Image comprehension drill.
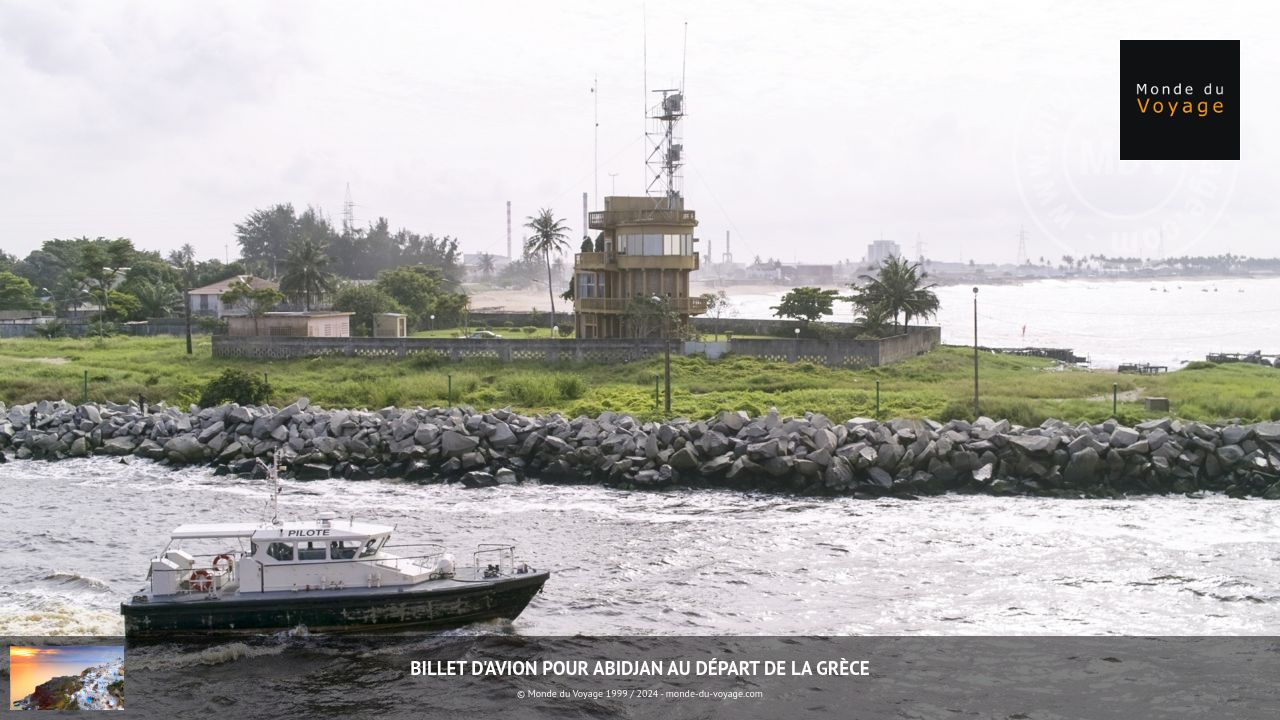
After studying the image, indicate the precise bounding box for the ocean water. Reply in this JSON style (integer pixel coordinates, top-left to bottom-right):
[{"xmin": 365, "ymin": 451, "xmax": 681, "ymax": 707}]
[
  {"xmin": 725, "ymin": 276, "xmax": 1280, "ymax": 368},
  {"xmin": 2, "ymin": 459, "xmax": 1279, "ymax": 638}
]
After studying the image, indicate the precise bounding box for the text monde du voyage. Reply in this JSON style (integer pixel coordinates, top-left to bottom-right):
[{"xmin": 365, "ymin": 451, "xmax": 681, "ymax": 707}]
[{"xmin": 1135, "ymin": 82, "xmax": 1227, "ymax": 118}]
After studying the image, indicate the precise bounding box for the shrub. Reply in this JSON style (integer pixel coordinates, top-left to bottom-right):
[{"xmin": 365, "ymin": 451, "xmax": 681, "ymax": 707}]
[
  {"xmin": 555, "ymin": 375, "xmax": 587, "ymax": 400},
  {"xmin": 31, "ymin": 320, "xmax": 66, "ymax": 339},
  {"xmin": 1183, "ymin": 360, "xmax": 1216, "ymax": 370},
  {"xmin": 194, "ymin": 316, "xmax": 228, "ymax": 334},
  {"xmin": 199, "ymin": 368, "xmax": 272, "ymax": 407},
  {"xmin": 522, "ymin": 326, "xmax": 538, "ymax": 335},
  {"xmin": 85, "ymin": 320, "xmax": 119, "ymax": 337}
]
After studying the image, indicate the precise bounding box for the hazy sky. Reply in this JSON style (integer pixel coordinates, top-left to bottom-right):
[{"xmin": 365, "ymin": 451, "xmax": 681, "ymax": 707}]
[{"xmin": 2, "ymin": 1, "xmax": 1276, "ymax": 265}]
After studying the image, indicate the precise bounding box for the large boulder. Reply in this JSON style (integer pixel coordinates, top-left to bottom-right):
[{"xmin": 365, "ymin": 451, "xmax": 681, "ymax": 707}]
[
  {"xmin": 1063, "ymin": 447, "xmax": 1101, "ymax": 485},
  {"xmin": 441, "ymin": 430, "xmax": 479, "ymax": 457},
  {"xmin": 163, "ymin": 435, "xmax": 206, "ymax": 463}
]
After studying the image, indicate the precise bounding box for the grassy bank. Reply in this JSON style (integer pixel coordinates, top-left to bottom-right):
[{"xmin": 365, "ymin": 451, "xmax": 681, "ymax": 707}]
[{"xmin": 0, "ymin": 336, "xmax": 1277, "ymax": 425}]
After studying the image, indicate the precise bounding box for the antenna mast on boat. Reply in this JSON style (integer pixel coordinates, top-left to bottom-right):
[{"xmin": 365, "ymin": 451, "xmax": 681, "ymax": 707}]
[{"xmin": 268, "ymin": 449, "xmax": 283, "ymax": 526}]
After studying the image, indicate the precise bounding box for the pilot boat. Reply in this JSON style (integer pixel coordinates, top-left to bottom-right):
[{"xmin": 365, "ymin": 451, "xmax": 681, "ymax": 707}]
[{"xmin": 121, "ymin": 461, "xmax": 548, "ymax": 638}]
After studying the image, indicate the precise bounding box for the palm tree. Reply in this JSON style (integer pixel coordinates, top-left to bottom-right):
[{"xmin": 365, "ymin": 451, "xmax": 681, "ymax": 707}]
[
  {"xmin": 167, "ymin": 244, "xmax": 196, "ymax": 268},
  {"xmin": 132, "ymin": 280, "xmax": 182, "ymax": 318},
  {"xmin": 847, "ymin": 256, "xmax": 939, "ymax": 332},
  {"xmin": 279, "ymin": 236, "xmax": 335, "ymax": 310},
  {"xmin": 523, "ymin": 208, "xmax": 571, "ymax": 331},
  {"xmin": 478, "ymin": 252, "xmax": 496, "ymax": 278}
]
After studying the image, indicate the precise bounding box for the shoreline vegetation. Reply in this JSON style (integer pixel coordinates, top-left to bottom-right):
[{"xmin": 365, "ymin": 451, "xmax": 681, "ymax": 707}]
[
  {"xmin": 1, "ymin": 336, "xmax": 1278, "ymax": 426},
  {"xmin": 3, "ymin": 398, "xmax": 1279, "ymax": 500}
]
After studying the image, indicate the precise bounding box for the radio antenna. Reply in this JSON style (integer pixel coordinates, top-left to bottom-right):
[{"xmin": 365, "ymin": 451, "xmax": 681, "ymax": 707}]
[{"xmin": 681, "ymin": 21, "xmax": 688, "ymax": 93}]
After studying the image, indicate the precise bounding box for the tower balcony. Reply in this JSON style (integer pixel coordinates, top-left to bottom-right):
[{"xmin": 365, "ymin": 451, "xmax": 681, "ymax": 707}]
[
  {"xmin": 574, "ymin": 253, "xmax": 700, "ymax": 271},
  {"xmin": 575, "ymin": 295, "xmax": 709, "ymax": 315}
]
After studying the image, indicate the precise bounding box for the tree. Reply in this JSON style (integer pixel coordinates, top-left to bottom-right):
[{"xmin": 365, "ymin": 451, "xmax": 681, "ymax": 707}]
[
  {"xmin": 523, "ymin": 208, "xmax": 571, "ymax": 332},
  {"xmin": 78, "ymin": 238, "xmax": 135, "ymax": 336},
  {"xmin": 374, "ymin": 265, "xmax": 467, "ymax": 329},
  {"xmin": 771, "ymin": 287, "xmax": 838, "ymax": 325},
  {"xmin": 0, "ymin": 272, "xmax": 38, "ymax": 310},
  {"xmin": 477, "ymin": 252, "xmax": 496, "ymax": 278},
  {"xmin": 167, "ymin": 243, "xmax": 196, "ymax": 268},
  {"xmin": 104, "ymin": 290, "xmax": 142, "ymax": 322},
  {"xmin": 235, "ymin": 204, "xmax": 297, "ymax": 277},
  {"xmin": 221, "ymin": 279, "xmax": 284, "ymax": 335},
  {"xmin": 130, "ymin": 280, "xmax": 182, "ymax": 318},
  {"xmin": 0, "ymin": 250, "xmax": 15, "ymax": 273},
  {"xmin": 623, "ymin": 295, "xmax": 678, "ymax": 339},
  {"xmin": 700, "ymin": 290, "xmax": 733, "ymax": 340},
  {"xmin": 279, "ymin": 236, "xmax": 335, "ymax": 310},
  {"xmin": 845, "ymin": 256, "xmax": 939, "ymax": 332},
  {"xmin": 332, "ymin": 284, "xmax": 403, "ymax": 336}
]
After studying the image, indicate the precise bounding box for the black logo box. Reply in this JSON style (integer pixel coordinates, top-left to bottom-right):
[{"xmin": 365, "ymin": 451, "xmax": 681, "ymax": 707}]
[{"xmin": 1120, "ymin": 39, "xmax": 1239, "ymax": 160}]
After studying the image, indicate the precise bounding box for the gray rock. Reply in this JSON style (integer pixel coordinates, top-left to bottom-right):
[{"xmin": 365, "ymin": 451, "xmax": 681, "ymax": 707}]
[
  {"xmin": 101, "ymin": 436, "xmax": 137, "ymax": 455},
  {"xmin": 441, "ymin": 430, "xmax": 479, "ymax": 457},
  {"xmin": 163, "ymin": 435, "xmax": 205, "ymax": 462},
  {"xmin": 1110, "ymin": 427, "xmax": 1140, "ymax": 447}
]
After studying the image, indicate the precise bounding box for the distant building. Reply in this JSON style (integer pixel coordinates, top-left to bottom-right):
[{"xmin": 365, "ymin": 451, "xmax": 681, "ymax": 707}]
[
  {"xmin": 227, "ymin": 311, "xmax": 352, "ymax": 338},
  {"xmin": 865, "ymin": 240, "xmax": 901, "ymax": 268},
  {"xmin": 571, "ymin": 195, "xmax": 707, "ymax": 338},
  {"xmin": 188, "ymin": 275, "xmax": 277, "ymax": 317},
  {"xmin": 782, "ymin": 264, "xmax": 835, "ymax": 285},
  {"xmin": 744, "ymin": 259, "xmax": 783, "ymax": 282}
]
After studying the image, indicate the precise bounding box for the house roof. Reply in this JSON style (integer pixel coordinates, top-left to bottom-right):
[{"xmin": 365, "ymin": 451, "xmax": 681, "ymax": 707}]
[{"xmin": 189, "ymin": 275, "xmax": 277, "ymax": 295}]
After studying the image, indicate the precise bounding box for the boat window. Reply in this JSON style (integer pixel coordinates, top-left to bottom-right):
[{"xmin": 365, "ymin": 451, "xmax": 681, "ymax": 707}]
[
  {"xmin": 359, "ymin": 537, "xmax": 384, "ymax": 558},
  {"xmin": 266, "ymin": 542, "xmax": 294, "ymax": 562},
  {"xmin": 330, "ymin": 540, "xmax": 361, "ymax": 560},
  {"xmin": 298, "ymin": 541, "xmax": 326, "ymax": 562}
]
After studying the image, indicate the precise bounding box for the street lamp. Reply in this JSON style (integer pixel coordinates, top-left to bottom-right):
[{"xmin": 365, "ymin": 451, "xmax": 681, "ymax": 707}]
[
  {"xmin": 652, "ymin": 295, "xmax": 671, "ymax": 415},
  {"xmin": 794, "ymin": 326, "xmax": 801, "ymax": 361},
  {"xmin": 972, "ymin": 287, "xmax": 979, "ymax": 419},
  {"xmin": 430, "ymin": 314, "xmax": 435, "ymax": 332}
]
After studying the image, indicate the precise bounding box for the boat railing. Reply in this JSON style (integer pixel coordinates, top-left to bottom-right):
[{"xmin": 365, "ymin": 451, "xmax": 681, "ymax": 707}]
[
  {"xmin": 473, "ymin": 544, "xmax": 518, "ymax": 576},
  {"xmin": 259, "ymin": 550, "xmax": 453, "ymax": 591}
]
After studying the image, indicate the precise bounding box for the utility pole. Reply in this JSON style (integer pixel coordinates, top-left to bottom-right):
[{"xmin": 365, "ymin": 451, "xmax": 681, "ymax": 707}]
[
  {"xmin": 506, "ymin": 201, "xmax": 512, "ymax": 259},
  {"xmin": 184, "ymin": 289, "xmax": 193, "ymax": 355},
  {"xmin": 972, "ymin": 287, "xmax": 980, "ymax": 418},
  {"xmin": 653, "ymin": 295, "xmax": 672, "ymax": 415}
]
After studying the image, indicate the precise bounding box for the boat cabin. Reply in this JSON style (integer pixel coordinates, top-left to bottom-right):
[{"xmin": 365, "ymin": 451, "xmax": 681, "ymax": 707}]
[{"xmin": 148, "ymin": 511, "xmax": 446, "ymax": 597}]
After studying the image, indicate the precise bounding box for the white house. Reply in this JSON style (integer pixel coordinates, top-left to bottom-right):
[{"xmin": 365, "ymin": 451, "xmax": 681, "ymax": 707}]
[{"xmin": 188, "ymin": 275, "xmax": 277, "ymax": 317}]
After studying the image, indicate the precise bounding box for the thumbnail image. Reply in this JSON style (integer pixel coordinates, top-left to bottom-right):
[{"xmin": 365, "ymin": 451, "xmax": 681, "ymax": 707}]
[{"xmin": 9, "ymin": 645, "xmax": 124, "ymax": 711}]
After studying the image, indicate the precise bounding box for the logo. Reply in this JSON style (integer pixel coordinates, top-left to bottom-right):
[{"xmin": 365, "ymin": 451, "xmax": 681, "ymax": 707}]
[{"xmin": 1120, "ymin": 40, "xmax": 1239, "ymax": 160}]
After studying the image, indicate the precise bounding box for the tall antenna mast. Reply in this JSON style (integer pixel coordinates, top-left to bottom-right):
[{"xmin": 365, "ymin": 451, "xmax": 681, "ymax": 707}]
[
  {"xmin": 592, "ymin": 76, "xmax": 599, "ymax": 210},
  {"xmin": 506, "ymin": 201, "xmax": 512, "ymax": 259},
  {"xmin": 342, "ymin": 183, "xmax": 356, "ymax": 234},
  {"xmin": 645, "ymin": 22, "xmax": 687, "ymax": 202},
  {"xmin": 1016, "ymin": 225, "xmax": 1029, "ymax": 266}
]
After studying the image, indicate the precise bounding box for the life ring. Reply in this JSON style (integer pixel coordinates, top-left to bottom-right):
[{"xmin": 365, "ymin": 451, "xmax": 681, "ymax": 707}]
[
  {"xmin": 213, "ymin": 554, "xmax": 234, "ymax": 572},
  {"xmin": 190, "ymin": 569, "xmax": 213, "ymax": 593}
]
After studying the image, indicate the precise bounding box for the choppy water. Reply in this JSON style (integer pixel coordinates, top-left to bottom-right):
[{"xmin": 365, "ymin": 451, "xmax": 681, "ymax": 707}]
[
  {"xmin": 3, "ymin": 458, "xmax": 1279, "ymax": 637},
  {"xmin": 728, "ymin": 276, "xmax": 1280, "ymax": 368}
]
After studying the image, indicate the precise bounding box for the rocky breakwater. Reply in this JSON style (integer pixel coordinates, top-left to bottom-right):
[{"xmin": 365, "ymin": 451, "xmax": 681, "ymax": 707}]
[{"xmin": 3, "ymin": 399, "xmax": 1280, "ymax": 499}]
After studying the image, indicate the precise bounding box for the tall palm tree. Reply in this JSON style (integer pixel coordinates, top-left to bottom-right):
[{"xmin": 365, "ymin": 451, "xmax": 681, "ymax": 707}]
[
  {"xmin": 847, "ymin": 256, "xmax": 939, "ymax": 331},
  {"xmin": 279, "ymin": 236, "xmax": 335, "ymax": 310},
  {"xmin": 478, "ymin": 252, "xmax": 496, "ymax": 278},
  {"xmin": 523, "ymin": 208, "xmax": 571, "ymax": 331}
]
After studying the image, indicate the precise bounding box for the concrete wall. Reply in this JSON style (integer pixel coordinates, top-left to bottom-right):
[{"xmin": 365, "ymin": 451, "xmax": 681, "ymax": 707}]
[{"xmin": 212, "ymin": 327, "xmax": 941, "ymax": 368}]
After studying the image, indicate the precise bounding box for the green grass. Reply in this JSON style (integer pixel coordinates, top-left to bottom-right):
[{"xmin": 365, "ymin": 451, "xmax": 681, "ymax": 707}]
[{"xmin": 1, "ymin": 336, "xmax": 1277, "ymax": 425}]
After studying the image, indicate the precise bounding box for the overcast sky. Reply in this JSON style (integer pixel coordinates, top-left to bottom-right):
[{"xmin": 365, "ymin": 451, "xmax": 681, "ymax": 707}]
[{"xmin": 2, "ymin": 1, "xmax": 1276, "ymax": 265}]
